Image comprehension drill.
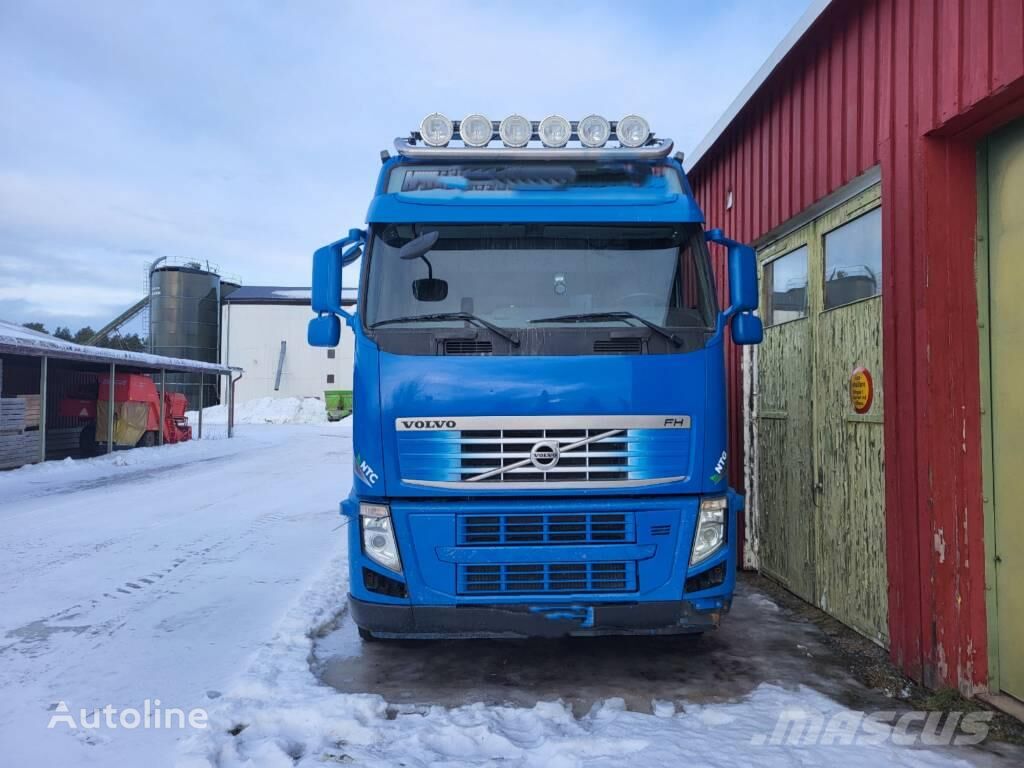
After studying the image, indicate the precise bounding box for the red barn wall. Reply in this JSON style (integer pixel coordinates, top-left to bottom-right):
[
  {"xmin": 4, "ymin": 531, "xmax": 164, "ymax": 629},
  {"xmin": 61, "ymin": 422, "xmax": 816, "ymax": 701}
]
[{"xmin": 690, "ymin": 0, "xmax": 1024, "ymax": 692}]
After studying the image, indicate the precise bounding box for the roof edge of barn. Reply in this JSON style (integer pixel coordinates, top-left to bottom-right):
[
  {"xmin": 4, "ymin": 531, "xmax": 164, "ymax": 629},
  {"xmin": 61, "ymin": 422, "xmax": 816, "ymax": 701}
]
[{"xmin": 688, "ymin": 0, "xmax": 834, "ymax": 172}]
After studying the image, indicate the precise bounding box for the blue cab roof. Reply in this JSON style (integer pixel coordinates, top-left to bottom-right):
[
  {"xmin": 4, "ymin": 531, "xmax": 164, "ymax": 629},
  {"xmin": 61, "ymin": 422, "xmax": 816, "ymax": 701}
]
[{"xmin": 366, "ymin": 157, "xmax": 705, "ymax": 225}]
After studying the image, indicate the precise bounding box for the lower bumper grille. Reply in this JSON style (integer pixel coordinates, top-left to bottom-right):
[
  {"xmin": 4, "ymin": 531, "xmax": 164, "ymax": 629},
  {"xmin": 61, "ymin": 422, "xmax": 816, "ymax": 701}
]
[
  {"xmin": 459, "ymin": 511, "xmax": 635, "ymax": 545},
  {"xmin": 457, "ymin": 561, "xmax": 636, "ymax": 595}
]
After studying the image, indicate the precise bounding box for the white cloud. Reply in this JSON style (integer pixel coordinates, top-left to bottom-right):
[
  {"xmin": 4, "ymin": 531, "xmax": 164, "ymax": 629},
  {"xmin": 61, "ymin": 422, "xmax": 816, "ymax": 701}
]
[{"xmin": 0, "ymin": 0, "xmax": 810, "ymax": 329}]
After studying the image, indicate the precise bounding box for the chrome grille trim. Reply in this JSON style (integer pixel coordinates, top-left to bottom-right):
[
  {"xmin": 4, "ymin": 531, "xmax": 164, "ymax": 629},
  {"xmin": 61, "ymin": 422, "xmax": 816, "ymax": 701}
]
[
  {"xmin": 397, "ymin": 414, "xmax": 690, "ymax": 489},
  {"xmin": 395, "ymin": 415, "xmax": 691, "ymax": 431},
  {"xmin": 404, "ymin": 477, "xmax": 686, "ymax": 490}
]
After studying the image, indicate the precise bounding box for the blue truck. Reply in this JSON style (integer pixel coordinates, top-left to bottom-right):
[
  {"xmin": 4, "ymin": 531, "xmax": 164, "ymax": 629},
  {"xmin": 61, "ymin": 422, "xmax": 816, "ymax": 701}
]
[{"xmin": 308, "ymin": 113, "xmax": 763, "ymax": 640}]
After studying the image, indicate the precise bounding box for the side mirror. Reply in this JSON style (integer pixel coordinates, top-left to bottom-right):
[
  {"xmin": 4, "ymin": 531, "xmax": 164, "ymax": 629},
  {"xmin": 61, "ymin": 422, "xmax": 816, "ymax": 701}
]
[
  {"xmin": 308, "ymin": 314, "xmax": 341, "ymax": 347},
  {"xmin": 731, "ymin": 312, "xmax": 763, "ymax": 345},
  {"xmin": 310, "ymin": 228, "xmax": 363, "ymax": 346},
  {"xmin": 706, "ymin": 228, "xmax": 758, "ymax": 315},
  {"xmin": 413, "ymin": 278, "xmax": 448, "ymax": 302}
]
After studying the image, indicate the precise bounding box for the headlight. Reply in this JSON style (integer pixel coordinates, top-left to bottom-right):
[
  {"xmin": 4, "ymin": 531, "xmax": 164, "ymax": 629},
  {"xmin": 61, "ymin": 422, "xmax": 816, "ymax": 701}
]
[
  {"xmin": 460, "ymin": 113, "xmax": 492, "ymax": 147},
  {"xmin": 538, "ymin": 115, "xmax": 571, "ymax": 148},
  {"xmin": 616, "ymin": 114, "xmax": 650, "ymax": 147},
  {"xmin": 577, "ymin": 114, "xmax": 610, "ymax": 147},
  {"xmin": 499, "ymin": 114, "xmax": 532, "ymax": 147},
  {"xmin": 360, "ymin": 502, "xmax": 402, "ymax": 573},
  {"xmin": 690, "ymin": 496, "xmax": 727, "ymax": 566},
  {"xmin": 420, "ymin": 112, "xmax": 453, "ymax": 147}
]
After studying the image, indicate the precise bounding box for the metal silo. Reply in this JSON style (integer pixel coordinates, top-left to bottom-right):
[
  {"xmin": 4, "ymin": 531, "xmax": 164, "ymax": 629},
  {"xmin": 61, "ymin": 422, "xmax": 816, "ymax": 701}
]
[{"xmin": 149, "ymin": 263, "xmax": 222, "ymax": 407}]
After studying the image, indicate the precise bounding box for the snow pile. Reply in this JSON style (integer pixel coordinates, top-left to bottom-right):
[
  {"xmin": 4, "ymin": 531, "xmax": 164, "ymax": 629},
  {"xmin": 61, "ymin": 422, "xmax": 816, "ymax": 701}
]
[
  {"xmin": 188, "ymin": 396, "xmax": 329, "ymax": 426},
  {"xmin": 178, "ymin": 558, "xmax": 972, "ymax": 768}
]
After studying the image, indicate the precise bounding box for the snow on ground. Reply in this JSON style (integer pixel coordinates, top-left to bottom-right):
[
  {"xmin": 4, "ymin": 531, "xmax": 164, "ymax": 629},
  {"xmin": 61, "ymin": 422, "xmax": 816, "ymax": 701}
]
[
  {"xmin": 0, "ymin": 422, "xmax": 352, "ymax": 766},
  {"xmin": 0, "ymin": 413, "xmax": 998, "ymax": 768},
  {"xmin": 188, "ymin": 396, "xmax": 329, "ymax": 426},
  {"xmin": 179, "ymin": 552, "xmax": 980, "ymax": 768}
]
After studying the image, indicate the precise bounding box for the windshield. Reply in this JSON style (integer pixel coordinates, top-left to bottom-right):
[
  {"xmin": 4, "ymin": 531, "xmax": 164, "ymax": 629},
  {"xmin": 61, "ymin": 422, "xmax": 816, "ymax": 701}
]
[{"xmin": 362, "ymin": 223, "xmax": 716, "ymax": 331}]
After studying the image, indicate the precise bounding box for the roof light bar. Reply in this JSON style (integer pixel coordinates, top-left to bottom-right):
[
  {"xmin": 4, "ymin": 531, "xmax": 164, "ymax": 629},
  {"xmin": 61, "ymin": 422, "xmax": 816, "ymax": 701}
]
[
  {"xmin": 419, "ymin": 112, "xmax": 453, "ymax": 147},
  {"xmin": 460, "ymin": 114, "xmax": 493, "ymax": 147},
  {"xmin": 578, "ymin": 114, "xmax": 611, "ymax": 148},
  {"xmin": 538, "ymin": 115, "xmax": 571, "ymax": 148},
  {"xmin": 401, "ymin": 113, "xmax": 671, "ymax": 160},
  {"xmin": 617, "ymin": 114, "xmax": 650, "ymax": 148},
  {"xmin": 499, "ymin": 114, "xmax": 532, "ymax": 147}
]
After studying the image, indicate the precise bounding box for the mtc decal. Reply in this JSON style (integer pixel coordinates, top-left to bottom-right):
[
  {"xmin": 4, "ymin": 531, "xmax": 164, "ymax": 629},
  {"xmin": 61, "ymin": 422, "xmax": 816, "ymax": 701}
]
[
  {"xmin": 354, "ymin": 454, "xmax": 379, "ymax": 487},
  {"xmin": 849, "ymin": 367, "xmax": 874, "ymax": 414},
  {"xmin": 710, "ymin": 451, "xmax": 727, "ymax": 484}
]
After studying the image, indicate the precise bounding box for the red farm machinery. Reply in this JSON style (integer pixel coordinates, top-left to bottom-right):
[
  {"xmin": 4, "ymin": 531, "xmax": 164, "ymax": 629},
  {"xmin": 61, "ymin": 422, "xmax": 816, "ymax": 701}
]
[{"xmin": 60, "ymin": 373, "xmax": 192, "ymax": 456}]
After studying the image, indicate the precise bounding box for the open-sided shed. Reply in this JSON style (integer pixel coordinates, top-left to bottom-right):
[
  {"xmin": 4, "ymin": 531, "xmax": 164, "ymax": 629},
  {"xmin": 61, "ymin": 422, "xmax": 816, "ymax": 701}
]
[{"xmin": 0, "ymin": 320, "xmax": 241, "ymax": 468}]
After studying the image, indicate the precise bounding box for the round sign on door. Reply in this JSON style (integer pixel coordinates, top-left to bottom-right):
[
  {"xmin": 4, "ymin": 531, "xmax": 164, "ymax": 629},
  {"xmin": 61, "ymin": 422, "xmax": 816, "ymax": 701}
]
[{"xmin": 849, "ymin": 367, "xmax": 874, "ymax": 414}]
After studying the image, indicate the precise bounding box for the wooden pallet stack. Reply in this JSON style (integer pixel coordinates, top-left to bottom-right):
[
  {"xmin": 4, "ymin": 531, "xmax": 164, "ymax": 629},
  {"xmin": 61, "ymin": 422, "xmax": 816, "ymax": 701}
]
[{"xmin": 0, "ymin": 396, "xmax": 42, "ymax": 470}]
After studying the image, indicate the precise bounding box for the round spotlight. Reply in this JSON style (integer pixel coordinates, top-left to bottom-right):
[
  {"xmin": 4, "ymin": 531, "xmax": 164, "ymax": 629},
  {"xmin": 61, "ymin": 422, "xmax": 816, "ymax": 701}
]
[
  {"xmin": 577, "ymin": 114, "xmax": 611, "ymax": 148},
  {"xmin": 538, "ymin": 115, "xmax": 571, "ymax": 148},
  {"xmin": 616, "ymin": 114, "xmax": 650, "ymax": 147},
  {"xmin": 420, "ymin": 112, "xmax": 453, "ymax": 147},
  {"xmin": 460, "ymin": 114, "xmax": 493, "ymax": 147},
  {"xmin": 499, "ymin": 114, "xmax": 532, "ymax": 147}
]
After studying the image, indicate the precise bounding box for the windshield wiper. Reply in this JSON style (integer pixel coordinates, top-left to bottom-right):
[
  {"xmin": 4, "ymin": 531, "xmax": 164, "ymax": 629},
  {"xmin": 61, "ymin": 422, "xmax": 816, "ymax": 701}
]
[
  {"xmin": 529, "ymin": 311, "xmax": 683, "ymax": 347},
  {"xmin": 370, "ymin": 312, "xmax": 520, "ymax": 346}
]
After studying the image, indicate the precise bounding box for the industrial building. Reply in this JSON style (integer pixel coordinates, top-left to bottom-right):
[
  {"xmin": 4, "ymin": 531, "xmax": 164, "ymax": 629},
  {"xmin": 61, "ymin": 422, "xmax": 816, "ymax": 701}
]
[
  {"xmin": 691, "ymin": 0, "xmax": 1024, "ymax": 708},
  {"xmin": 221, "ymin": 286, "xmax": 357, "ymax": 402}
]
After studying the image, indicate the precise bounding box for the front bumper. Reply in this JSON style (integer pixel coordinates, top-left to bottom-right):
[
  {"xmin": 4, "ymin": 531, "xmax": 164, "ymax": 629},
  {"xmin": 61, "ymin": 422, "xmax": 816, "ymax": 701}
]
[{"xmin": 350, "ymin": 594, "xmax": 727, "ymax": 639}]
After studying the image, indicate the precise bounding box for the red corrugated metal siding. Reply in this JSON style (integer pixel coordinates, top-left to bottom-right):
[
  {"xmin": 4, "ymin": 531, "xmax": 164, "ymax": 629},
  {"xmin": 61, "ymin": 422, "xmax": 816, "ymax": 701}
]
[{"xmin": 690, "ymin": 0, "xmax": 1024, "ymax": 692}]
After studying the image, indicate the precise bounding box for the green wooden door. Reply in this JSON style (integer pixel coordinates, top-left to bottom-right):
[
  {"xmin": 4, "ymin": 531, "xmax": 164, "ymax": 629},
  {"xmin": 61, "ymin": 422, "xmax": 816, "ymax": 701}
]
[
  {"xmin": 755, "ymin": 186, "xmax": 888, "ymax": 645},
  {"xmin": 988, "ymin": 119, "xmax": 1024, "ymax": 701},
  {"xmin": 756, "ymin": 231, "xmax": 816, "ymax": 602},
  {"xmin": 812, "ymin": 192, "xmax": 888, "ymax": 645}
]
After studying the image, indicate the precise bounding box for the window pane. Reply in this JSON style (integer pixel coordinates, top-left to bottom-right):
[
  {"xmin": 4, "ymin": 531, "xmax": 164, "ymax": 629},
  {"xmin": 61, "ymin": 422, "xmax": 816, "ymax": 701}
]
[
  {"xmin": 764, "ymin": 246, "xmax": 808, "ymax": 325},
  {"xmin": 824, "ymin": 207, "xmax": 882, "ymax": 309}
]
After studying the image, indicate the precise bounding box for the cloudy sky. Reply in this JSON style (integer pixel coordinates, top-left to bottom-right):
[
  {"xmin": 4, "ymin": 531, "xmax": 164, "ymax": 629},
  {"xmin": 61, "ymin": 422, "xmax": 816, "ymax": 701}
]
[{"xmin": 0, "ymin": 0, "xmax": 808, "ymax": 332}]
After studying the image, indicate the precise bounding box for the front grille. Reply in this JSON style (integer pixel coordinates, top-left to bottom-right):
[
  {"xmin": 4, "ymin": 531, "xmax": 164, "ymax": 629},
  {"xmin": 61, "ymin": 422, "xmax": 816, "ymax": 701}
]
[
  {"xmin": 396, "ymin": 415, "xmax": 691, "ymax": 489},
  {"xmin": 459, "ymin": 511, "xmax": 635, "ymax": 545},
  {"xmin": 458, "ymin": 561, "xmax": 636, "ymax": 595},
  {"xmin": 459, "ymin": 428, "xmax": 630, "ymax": 483}
]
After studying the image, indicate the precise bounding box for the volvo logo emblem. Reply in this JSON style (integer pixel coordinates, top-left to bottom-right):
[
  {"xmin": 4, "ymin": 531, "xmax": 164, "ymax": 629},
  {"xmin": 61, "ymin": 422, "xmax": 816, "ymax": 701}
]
[{"xmin": 529, "ymin": 440, "xmax": 561, "ymax": 470}]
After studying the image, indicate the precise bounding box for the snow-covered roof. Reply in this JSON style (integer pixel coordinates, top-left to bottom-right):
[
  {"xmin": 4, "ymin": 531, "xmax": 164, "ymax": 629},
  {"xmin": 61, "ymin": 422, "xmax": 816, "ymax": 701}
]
[
  {"xmin": 224, "ymin": 285, "xmax": 358, "ymax": 306},
  {"xmin": 0, "ymin": 319, "xmax": 238, "ymax": 374}
]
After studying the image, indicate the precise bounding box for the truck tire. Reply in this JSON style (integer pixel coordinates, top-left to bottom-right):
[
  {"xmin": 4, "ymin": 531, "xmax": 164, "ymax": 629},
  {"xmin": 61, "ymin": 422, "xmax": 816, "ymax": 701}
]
[{"xmin": 138, "ymin": 431, "xmax": 157, "ymax": 448}]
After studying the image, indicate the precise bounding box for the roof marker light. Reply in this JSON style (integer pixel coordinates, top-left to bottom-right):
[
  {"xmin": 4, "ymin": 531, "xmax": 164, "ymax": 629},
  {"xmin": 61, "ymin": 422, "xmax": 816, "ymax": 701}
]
[
  {"xmin": 578, "ymin": 114, "xmax": 611, "ymax": 148},
  {"xmin": 538, "ymin": 115, "xmax": 571, "ymax": 148},
  {"xmin": 460, "ymin": 114, "xmax": 492, "ymax": 147},
  {"xmin": 499, "ymin": 114, "xmax": 532, "ymax": 148},
  {"xmin": 617, "ymin": 114, "xmax": 650, "ymax": 147},
  {"xmin": 420, "ymin": 113, "xmax": 453, "ymax": 147}
]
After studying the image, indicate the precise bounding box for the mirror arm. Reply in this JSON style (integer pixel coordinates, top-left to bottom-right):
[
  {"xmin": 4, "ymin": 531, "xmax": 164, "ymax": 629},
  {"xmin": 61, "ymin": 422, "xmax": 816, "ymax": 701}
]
[
  {"xmin": 706, "ymin": 228, "xmax": 742, "ymax": 320},
  {"xmin": 316, "ymin": 227, "xmax": 365, "ymax": 326}
]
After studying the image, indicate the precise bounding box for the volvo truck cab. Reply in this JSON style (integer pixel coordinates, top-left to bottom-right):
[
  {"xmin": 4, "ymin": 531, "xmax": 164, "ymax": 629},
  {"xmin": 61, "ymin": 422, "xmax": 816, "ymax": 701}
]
[{"xmin": 309, "ymin": 113, "xmax": 762, "ymax": 639}]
